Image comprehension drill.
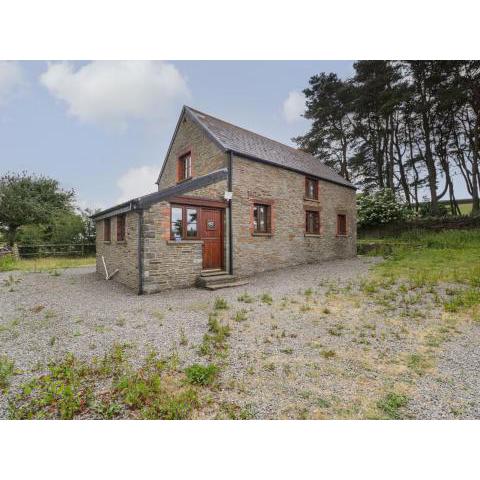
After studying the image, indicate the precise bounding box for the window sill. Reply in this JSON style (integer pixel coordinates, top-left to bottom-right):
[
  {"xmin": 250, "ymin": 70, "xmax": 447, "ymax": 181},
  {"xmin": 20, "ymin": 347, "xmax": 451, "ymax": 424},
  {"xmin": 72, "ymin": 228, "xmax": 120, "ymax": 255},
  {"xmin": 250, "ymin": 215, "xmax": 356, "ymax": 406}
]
[
  {"xmin": 176, "ymin": 177, "xmax": 193, "ymax": 184},
  {"xmin": 167, "ymin": 240, "xmax": 203, "ymax": 245},
  {"xmin": 252, "ymin": 232, "xmax": 273, "ymax": 237},
  {"xmin": 103, "ymin": 241, "xmax": 111, "ymax": 244},
  {"xmin": 336, "ymin": 234, "xmax": 349, "ymax": 238},
  {"xmin": 116, "ymin": 240, "xmax": 127, "ymax": 244},
  {"xmin": 304, "ymin": 233, "xmax": 322, "ymax": 238},
  {"xmin": 303, "ymin": 197, "xmax": 320, "ymax": 203}
]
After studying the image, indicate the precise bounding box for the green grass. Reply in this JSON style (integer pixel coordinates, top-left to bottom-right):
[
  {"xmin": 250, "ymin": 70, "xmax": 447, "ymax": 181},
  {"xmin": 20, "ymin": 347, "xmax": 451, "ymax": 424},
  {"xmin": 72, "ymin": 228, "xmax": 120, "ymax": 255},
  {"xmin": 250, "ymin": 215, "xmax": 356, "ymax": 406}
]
[
  {"xmin": 7, "ymin": 346, "xmax": 204, "ymax": 420},
  {"xmin": 0, "ymin": 356, "xmax": 15, "ymax": 391},
  {"xmin": 371, "ymin": 230, "xmax": 480, "ymax": 286},
  {"xmin": 376, "ymin": 392, "xmax": 408, "ymax": 419},
  {"xmin": 184, "ymin": 364, "xmax": 218, "ymax": 386},
  {"xmin": 0, "ymin": 256, "xmax": 95, "ymax": 272}
]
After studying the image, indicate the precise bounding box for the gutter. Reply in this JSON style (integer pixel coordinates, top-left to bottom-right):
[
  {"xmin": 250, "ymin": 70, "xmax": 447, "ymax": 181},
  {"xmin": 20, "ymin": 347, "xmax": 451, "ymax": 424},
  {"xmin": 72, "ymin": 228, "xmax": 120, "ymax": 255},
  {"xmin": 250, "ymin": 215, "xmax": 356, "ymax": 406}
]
[{"xmin": 227, "ymin": 150, "xmax": 233, "ymax": 275}]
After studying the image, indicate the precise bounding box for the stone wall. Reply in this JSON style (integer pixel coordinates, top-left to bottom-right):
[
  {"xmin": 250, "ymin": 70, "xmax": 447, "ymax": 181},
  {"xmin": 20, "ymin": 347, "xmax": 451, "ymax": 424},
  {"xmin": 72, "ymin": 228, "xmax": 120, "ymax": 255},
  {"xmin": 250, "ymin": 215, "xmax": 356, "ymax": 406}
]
[
  {"xmin": 95, "ymin": 212, "xmax": 140, "ymax": 291},
  {"xmin": 157, "ymin": 112, "xmax": 226, "ymax": 190},
  {"xmin": 231, "ymin": 155, "xmax": 356, "ymax": 277},
  {"xmin": 141, "ymin": 201, "xmax": 203, "ymax": 293}
]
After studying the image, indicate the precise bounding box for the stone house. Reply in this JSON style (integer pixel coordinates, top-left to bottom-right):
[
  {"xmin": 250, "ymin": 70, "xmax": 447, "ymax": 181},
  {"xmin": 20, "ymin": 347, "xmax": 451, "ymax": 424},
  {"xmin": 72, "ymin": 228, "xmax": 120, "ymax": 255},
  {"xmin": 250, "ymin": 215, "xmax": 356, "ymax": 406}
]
[{"xmin": 91, "ymin": 106, "xmax": 356, "ymax": 293}]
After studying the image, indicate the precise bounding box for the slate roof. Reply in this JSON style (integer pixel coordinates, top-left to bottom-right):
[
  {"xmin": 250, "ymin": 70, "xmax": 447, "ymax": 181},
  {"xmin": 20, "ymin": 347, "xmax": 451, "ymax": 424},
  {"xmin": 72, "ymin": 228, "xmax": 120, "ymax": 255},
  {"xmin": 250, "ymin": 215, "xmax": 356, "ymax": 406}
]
[{"xmin": 183, "ymin": 106, "xmax": 354, "ymax": 189}]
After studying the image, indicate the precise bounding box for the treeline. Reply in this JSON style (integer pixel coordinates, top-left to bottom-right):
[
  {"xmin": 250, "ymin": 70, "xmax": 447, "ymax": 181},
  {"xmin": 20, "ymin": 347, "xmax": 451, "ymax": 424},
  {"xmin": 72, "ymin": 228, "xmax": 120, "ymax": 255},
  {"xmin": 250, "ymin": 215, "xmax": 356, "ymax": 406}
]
[{"xmin": 295, "ymin": 61, "xmax": 480, "ymax": 216}]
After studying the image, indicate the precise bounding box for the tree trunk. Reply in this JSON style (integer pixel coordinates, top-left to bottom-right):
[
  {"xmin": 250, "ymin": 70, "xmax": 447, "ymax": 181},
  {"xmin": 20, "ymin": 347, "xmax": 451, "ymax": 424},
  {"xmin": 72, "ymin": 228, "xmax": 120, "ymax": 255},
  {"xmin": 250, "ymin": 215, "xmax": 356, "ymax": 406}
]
[{"xmin": 6, "ymin": 226, "xmax": 18, "ymax": 247}]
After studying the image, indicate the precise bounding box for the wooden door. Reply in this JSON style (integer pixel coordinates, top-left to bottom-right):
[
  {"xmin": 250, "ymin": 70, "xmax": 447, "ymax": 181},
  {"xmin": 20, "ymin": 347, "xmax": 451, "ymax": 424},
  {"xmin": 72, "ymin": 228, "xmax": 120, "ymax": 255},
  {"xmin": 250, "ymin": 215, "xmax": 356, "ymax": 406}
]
[{"xmin": 200, "ymin": 208, "xmax": 223, "ymax": 270}]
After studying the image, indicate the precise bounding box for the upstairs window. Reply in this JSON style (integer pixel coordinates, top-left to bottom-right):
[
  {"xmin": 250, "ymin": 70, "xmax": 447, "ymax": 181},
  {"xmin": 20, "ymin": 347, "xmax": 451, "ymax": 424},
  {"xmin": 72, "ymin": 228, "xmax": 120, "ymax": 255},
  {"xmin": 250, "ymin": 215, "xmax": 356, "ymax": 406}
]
[
  {"xmin": 305, "ymin": 177, "xmax": 318, "ymax": 200},
  {"xmin": 117, "ymin": 214, "xmax": 126, "ymax": 241},
  {"xmin": 104, "ymin": 218, "xmax": 111, "ymax": 241},
  {"xmin": 337, "ymin": 214, "xmax": 347, "ymax": 236},
  {"xmin": 253, "ymin": 204, "xmax": 271, "ymax": 234},
  {"xmin": 177, "ymin": 152, "xmax": 192, "ymax": 182},
  {"xmin": 171, "ymin": 205, "xmax": 199, "ymax": 240},
  {"xmin": 305, "ymin": 211, "xmax": 320, "ymax": 234}
]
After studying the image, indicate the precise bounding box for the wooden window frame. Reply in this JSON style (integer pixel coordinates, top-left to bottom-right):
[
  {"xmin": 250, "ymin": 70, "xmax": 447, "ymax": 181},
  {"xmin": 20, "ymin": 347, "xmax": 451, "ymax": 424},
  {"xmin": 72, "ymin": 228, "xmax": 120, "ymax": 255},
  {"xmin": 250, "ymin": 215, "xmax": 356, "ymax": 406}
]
[
  {"xmin": 170, "ymin": 204, "xmax": 200, "ymax": 240},
  {"xmin": 116, "ymin": 214, "xmax": 126, "ymax": 242},
  {"xmin": 252, "ymin": 203, "xmax": 272, "ymax": 235},
  {"xmin": 305, "ymin": 210, "xmax": 320, "ymax": 235},
  {"xmin": 305, "ymin": 177, "xmax": 319, "ymax": 200},
  {"xmin": 177, "ymin": 151, "xmax": 192, "ymax": 183},
  {"xmin": 104, "ymin": 218, "xmax": 111, "ymax": 242},
  {"xmin": 337, "ymin": 214, "xmax": 347, "ymax": 236}
]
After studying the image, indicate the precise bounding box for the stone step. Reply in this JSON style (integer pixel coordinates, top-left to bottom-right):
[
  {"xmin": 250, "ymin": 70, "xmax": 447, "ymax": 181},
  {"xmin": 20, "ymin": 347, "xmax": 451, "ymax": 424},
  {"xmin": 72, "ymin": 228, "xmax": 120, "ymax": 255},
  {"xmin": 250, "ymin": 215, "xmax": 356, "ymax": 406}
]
[
  {"xmin": 196, "ymin": 274, "xmax": 237, "ymax": 287},
  {"xmin": 204, "ymin": 280, "xmax": 250, "ymax": 291},
  {"xmin": 200, "ymin": 269, "xmax": 227, "ymax": 277}
]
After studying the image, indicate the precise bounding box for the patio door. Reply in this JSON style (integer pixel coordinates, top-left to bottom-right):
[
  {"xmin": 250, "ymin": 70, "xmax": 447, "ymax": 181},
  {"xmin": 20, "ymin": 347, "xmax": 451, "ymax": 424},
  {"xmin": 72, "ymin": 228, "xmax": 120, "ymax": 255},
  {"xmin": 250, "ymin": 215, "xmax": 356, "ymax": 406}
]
[{"xmin": 200, "ymin": 208, "xmax": 224, "ymax": 270}]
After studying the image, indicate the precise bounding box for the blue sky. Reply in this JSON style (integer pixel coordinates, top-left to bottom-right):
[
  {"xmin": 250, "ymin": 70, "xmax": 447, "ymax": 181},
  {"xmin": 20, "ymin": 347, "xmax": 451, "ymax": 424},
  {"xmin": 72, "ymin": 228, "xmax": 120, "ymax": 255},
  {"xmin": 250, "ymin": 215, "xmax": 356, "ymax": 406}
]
[
  {"xmin": 0, "ymin": 61, "xmax": 356, "ymax": 210},
  {"xmin": 0, "ymin": 61, "xmax": 469, "ymax": 210}
]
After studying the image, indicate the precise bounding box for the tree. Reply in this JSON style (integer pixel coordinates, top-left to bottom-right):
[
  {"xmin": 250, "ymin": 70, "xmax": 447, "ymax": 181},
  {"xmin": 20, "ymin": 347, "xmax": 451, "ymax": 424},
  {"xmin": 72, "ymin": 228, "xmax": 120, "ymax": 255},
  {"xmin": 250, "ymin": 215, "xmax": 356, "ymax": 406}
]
[
  {"xmin": 294, "ymin": 73, "xmax": 355, "ymax": 181},
  {"xmin": 0, "ymin": 172, "xmax": 74, "ymax": 246}
]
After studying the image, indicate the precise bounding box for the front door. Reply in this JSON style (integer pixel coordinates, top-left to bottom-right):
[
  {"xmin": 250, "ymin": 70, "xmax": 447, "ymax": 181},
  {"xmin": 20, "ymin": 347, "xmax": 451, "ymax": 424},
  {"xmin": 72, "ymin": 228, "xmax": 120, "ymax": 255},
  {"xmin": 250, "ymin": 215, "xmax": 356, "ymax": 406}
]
[{"xmin": 200, "ymin": 208, "xmax": 223, "ymax": 270}]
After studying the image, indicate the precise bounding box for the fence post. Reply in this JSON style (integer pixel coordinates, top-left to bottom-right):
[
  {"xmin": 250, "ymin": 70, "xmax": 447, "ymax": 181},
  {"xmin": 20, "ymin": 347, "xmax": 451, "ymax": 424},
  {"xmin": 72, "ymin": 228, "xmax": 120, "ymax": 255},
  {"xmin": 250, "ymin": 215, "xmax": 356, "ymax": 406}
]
[{"xmin": 12, "ymin": 243, "xmax": 20, "ymax": 260}]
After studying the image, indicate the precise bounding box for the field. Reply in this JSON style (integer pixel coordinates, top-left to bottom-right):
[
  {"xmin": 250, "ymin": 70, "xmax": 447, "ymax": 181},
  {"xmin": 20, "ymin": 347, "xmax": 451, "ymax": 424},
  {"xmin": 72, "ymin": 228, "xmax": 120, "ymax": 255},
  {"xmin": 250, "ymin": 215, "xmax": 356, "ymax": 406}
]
[
  {"xmin": 0, "ymin": 255, "xmax": 95, "ymax": 272},
  {"xmin": 0, "ymin": 229, "xmax": 479, "ymax": 419}
]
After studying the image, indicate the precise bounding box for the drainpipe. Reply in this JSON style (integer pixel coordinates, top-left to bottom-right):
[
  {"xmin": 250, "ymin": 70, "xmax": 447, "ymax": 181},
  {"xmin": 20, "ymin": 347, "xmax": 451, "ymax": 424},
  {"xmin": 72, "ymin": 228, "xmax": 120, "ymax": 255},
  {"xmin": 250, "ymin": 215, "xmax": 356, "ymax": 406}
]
[
  {"xmin": 227, "ymin": 150, "xmax": 234, "ymax": 275},
  {"xmin": 137, "ymin": 209, "xmax": 144, "ymax": 295}
]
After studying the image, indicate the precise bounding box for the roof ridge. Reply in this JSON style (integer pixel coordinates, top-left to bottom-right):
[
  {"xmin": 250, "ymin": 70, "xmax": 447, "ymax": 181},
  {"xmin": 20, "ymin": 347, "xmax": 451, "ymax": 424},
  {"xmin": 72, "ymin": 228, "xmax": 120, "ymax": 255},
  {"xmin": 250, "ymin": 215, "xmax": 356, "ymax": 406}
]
[{"xmin": 186, "ymin": 106, "xmax": 312, "ymax": 158}]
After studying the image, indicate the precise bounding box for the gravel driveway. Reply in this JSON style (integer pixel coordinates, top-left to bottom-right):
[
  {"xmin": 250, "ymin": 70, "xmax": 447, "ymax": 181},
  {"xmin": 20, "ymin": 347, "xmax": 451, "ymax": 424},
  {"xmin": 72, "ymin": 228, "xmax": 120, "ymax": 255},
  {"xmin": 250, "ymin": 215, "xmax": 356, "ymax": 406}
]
[{"xmin": 1, "ymin": 257, "xmax": 479, "ymax": 419}]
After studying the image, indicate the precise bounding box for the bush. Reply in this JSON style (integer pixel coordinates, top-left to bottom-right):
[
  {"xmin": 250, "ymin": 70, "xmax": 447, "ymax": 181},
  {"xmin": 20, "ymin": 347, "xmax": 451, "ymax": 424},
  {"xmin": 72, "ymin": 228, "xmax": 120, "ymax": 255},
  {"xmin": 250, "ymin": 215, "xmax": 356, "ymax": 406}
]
[{"xmin": 357, "ymin": 189, "xmax": 413, "ymax": 228}]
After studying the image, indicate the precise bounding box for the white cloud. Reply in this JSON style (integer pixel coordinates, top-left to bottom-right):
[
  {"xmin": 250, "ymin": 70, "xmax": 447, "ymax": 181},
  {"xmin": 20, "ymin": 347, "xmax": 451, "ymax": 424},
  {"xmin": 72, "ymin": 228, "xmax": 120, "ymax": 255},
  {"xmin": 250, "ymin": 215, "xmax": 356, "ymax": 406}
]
[
  {"xmin": 0, "ymin": 61, "xmax": 23, "ymax": 106},
  {"xmin": 282, "ymin": 90, "xmax": 305, "ymax": 123},
  {"xmin": 40, "ymin": 61, "xmax": 190, "ymax": 130},
  {"xmin": 116, "ymin": 165, "xmax": 159, "ymax": 203}
]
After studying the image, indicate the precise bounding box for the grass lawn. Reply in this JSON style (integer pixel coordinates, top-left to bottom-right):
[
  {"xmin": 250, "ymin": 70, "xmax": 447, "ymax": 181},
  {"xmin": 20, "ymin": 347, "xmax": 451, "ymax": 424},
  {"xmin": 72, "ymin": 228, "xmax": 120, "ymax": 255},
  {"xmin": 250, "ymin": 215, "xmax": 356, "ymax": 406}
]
[
  {"xmin": 0, "ymin": 255, "xmax": 95, "ymax": 272},
  {"xmin": 371, "ymin": 229, "xmax": 480, "ymax": 286}
]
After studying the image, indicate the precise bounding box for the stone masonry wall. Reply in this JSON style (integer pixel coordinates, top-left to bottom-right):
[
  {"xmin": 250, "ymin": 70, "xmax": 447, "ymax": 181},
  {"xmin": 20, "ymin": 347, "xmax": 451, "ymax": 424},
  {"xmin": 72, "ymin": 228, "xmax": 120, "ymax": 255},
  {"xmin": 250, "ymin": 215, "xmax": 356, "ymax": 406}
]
[
  {"xmin": 142, "ymin": 201, "xmax": 203, "ymax": 293},
  {"xmin": 157, "ymin": 113, "xmax": 226, "ymax": 190},
  {"xmin": 231, "ymin": 155, "xmax": 356, "ymax": 277},
  {"xmin": 95, "ymin": 212, "xmax": 140, "ymax": 291}
]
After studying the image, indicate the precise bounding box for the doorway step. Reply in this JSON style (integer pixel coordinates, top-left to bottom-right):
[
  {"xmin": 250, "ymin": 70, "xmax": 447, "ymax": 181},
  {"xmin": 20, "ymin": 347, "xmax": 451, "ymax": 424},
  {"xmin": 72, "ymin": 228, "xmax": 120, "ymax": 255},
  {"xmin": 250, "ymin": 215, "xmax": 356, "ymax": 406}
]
[{"xmin": 196, "ymin": 270, "xmax": 249, "ymax": 290}]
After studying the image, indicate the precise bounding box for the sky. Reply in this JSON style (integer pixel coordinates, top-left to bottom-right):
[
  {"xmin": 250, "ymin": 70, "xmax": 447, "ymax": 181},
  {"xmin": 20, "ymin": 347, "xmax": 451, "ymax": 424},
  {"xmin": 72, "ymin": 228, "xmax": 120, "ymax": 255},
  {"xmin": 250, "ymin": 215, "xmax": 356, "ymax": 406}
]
[
  {"xmin": 0, "ymin": 61, "xmax": 356, "ymax": 210},
  {"xmin": 0, "ymin": 61, "xmax": 469, "ymax": 211}
]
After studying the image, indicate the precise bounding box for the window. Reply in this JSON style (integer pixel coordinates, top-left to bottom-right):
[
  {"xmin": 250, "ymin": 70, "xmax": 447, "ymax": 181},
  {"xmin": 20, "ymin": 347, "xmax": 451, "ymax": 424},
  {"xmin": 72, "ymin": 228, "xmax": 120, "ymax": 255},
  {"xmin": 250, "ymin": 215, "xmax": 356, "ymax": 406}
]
[
  {"xmin": 117, "ymin": 214, "xmax": 126, "ymax": 241},
  {"xmin": 177, "ymin": 152, "xmax": 192, "ymax": 182},
  {"xmin": 305, "ymin": 211, "xmax": 320, "ymax": 234},
  {"xmin": 337, "ymin": 214, "xmax": 347, "ymax": 236},
  {"xmin": 104, "ymin": 218, "xmax": 111, "ymax": 241},
  {"xmin": 171, "ymin": 205, "xmax": 199, "ymax": 239},
  {"xmin": 305, "ymin": 177, "xmax": 318, "ymax": 200},
  {"xmin": 253, "ymin": 204, "xmax": 271, "ymax": 233}
]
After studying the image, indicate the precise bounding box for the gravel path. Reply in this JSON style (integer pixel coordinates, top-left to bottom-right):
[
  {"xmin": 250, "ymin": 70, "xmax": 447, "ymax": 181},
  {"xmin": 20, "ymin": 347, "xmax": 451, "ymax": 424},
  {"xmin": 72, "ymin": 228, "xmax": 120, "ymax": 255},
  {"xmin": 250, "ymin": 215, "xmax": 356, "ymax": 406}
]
[
  {"xmin": 1, "ymin": 257, "xmax": 479, "ymax": 419},
  {"xmin": 406, "ymin": 322, "xmax": 480, "ymax": 419}
]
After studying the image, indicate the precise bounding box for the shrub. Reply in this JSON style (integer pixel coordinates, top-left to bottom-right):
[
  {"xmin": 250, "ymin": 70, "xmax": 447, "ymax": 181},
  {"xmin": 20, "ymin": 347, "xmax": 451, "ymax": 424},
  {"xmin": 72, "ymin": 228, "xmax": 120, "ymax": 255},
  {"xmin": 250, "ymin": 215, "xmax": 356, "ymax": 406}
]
[
  {"xmin": 357, "ymin": 189, "xmax": 413, "ymax": 228},
  {"xmin": 184, "ymin": 364, "xmax": 218, "ymax": 386}
]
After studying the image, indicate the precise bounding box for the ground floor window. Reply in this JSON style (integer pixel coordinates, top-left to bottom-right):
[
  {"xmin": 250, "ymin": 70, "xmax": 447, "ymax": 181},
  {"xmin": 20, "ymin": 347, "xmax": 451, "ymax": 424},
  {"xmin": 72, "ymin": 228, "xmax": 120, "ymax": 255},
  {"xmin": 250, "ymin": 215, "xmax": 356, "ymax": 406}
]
[
  {"xmin": 337, "ymin": 214, "xmax": 347, "ymax": 236},
  {"xmin": 305, "ymin": 210, "xmax": 320, "ymax": 234},
  {"xmin": 116, "ymin": 214, "xmax": 126, "ymax": 241},
  {"xmin": 171, "ymin": 205, "xmax": 198, "ymax": 239},
  {"xmin": 104, "ymin": 218, "xmax": 111, "ymax": 241},
  {"xmin": 253, "ymin": 203, "xmax": 271, "ymax": 233}
]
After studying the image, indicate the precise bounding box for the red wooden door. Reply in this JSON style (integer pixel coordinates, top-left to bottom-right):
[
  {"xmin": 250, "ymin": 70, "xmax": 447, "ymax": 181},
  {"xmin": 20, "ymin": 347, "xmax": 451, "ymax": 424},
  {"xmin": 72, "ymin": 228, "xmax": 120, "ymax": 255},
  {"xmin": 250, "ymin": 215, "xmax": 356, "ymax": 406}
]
[{"xmin": 200, "ymin": 208, "xmax": 223, "ymax": 270}]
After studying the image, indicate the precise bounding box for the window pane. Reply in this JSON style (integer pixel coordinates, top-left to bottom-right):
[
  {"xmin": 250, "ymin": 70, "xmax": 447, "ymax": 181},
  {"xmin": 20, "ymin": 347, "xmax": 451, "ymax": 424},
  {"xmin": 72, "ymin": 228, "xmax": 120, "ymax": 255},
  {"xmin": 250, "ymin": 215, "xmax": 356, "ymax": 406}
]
[
  {"xmin": 171, "ymin": 207, "xmax": 183, "ymax": 238},
  {"xmin": 186, "ymin": 208, "xmax": 197, "ymax": 237},
  {"xmin": 187, "ymin": 208, "xmax": 197, "ymax": 223},
  {"xmin": 253, "ymin": 205, "xmax": 258, "ymax": 231}
]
